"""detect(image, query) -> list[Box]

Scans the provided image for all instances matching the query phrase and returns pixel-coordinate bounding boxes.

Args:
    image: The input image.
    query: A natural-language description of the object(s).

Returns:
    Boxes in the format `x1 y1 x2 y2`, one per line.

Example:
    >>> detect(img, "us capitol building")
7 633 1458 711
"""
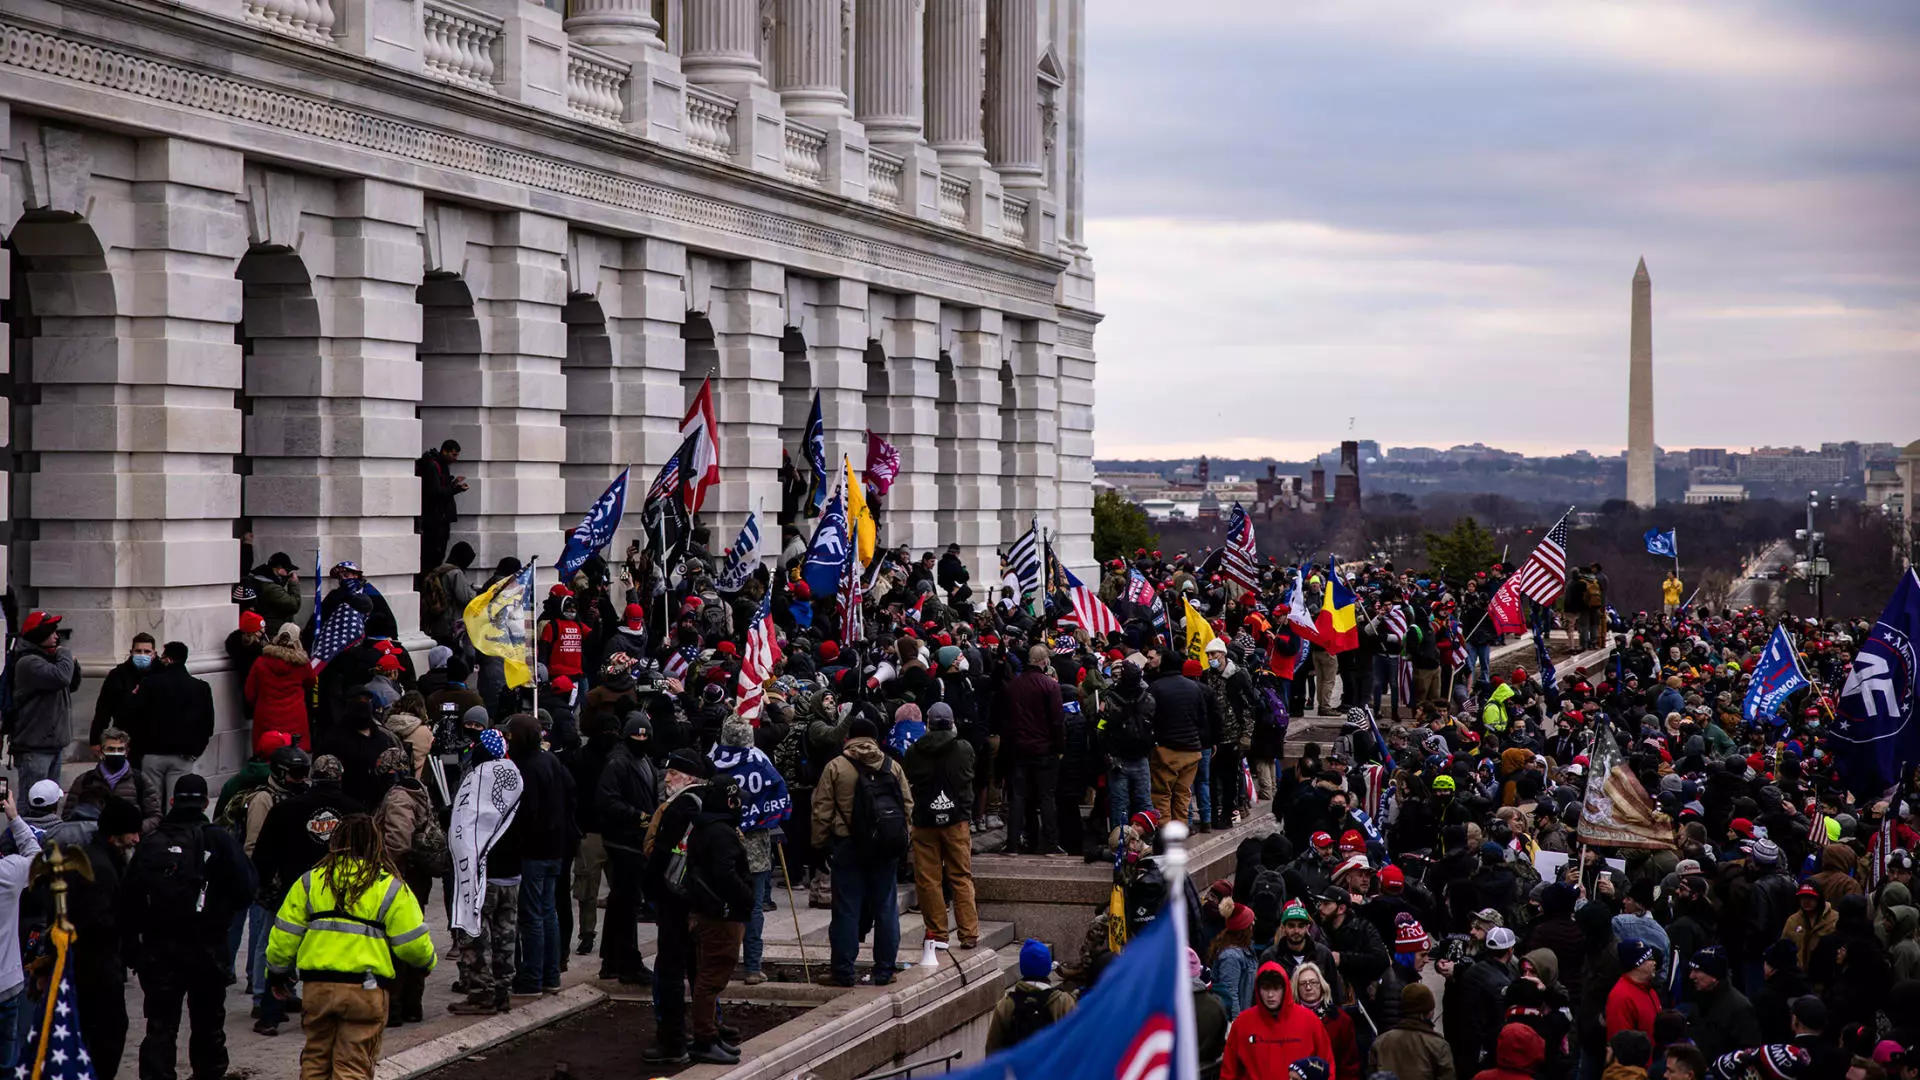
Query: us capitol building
0 0 1097 759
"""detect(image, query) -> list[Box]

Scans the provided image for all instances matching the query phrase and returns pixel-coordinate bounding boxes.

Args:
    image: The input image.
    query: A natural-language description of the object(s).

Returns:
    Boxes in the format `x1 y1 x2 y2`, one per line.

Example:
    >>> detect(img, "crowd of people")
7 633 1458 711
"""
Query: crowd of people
0 475 1909 1080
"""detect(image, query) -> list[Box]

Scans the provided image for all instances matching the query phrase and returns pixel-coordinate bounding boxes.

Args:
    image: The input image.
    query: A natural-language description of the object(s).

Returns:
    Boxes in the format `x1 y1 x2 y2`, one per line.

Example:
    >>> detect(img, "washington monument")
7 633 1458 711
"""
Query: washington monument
1627 257 1656 508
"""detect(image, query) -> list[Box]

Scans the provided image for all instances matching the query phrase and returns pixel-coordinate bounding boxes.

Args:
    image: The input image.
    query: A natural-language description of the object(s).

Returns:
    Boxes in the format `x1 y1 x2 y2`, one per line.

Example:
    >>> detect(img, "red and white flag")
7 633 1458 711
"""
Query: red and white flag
865 431 900 496
1062 566 1122 637
735 594 781 723
1488 574 1527 634
679 376 721 513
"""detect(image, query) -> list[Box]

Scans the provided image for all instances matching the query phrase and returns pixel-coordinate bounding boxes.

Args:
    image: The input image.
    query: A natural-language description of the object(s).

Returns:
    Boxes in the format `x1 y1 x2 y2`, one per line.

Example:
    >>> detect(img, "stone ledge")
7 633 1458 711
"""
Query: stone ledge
372 983 606 1080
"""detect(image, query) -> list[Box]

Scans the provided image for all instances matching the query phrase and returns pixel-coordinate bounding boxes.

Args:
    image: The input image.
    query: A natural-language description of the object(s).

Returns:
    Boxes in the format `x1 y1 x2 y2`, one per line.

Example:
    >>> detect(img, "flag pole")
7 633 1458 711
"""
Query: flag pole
527 554 540 722
1161 821 1202 1080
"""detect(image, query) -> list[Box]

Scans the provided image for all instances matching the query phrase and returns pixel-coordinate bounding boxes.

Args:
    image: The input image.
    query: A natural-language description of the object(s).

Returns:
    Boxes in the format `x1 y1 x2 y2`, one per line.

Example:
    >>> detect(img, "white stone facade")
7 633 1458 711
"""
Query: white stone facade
0 0 1098 770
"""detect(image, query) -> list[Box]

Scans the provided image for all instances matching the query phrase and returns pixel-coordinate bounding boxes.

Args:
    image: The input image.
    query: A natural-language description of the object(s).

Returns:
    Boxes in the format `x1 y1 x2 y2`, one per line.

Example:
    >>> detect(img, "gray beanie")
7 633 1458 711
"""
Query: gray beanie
720 715 754 748
927 702 956 729
427 645 453 671
462 705 491 728
622 712 653 739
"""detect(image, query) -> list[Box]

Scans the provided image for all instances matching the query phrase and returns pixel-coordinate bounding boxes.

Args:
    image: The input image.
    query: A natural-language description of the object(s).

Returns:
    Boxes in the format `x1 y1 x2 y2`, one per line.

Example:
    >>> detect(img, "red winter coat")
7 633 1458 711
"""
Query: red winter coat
1472 1022 1546 1080
1222 962 1335 1080
245 644 315 754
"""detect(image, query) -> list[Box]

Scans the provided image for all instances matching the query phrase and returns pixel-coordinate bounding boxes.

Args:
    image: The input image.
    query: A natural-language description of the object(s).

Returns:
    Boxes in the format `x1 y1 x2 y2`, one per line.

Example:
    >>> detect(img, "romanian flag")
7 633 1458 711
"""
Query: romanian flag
1183 597 1216 661
1315 558 1359 653
843 454 876 565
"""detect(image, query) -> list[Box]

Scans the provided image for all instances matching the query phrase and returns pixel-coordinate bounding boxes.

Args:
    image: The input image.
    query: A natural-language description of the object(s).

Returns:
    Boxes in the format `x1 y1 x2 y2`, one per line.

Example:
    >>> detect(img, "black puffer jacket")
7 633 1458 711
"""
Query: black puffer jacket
596 739 660 853
685 785 754 922
903 728 974 828
1148 672 1211 752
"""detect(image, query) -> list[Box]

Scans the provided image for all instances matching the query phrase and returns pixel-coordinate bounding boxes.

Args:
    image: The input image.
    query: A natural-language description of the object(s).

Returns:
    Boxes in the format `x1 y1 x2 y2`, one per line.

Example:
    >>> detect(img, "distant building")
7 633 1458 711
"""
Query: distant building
1684 483 1747 505
1197 490 1222 521
1739 448 1848 486
1389 446 1442 463
1333 440 1361 510
1688 448 1728 469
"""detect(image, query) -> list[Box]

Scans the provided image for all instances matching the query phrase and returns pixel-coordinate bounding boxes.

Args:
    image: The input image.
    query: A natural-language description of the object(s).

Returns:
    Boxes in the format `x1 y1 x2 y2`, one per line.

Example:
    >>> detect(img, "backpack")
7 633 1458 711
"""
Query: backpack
848 760 909 864
1124 860 1168 936
1584 578 1604 608
1248 867 1289 925
1103 692 1153 758
1005 986 1060 1045
409 788 452 876
662 822 695 898
214 778 269 833
135 821 209 921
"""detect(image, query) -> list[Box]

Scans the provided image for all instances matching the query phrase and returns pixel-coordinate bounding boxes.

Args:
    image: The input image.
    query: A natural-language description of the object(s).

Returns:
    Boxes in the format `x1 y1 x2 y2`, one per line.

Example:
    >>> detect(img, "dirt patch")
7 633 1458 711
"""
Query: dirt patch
424 1000 808 1079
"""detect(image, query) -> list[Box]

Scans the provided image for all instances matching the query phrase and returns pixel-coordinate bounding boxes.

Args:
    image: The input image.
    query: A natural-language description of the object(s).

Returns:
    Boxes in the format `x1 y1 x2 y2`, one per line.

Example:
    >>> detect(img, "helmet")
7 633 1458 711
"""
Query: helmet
269 744 311 785
1431 774 1457 794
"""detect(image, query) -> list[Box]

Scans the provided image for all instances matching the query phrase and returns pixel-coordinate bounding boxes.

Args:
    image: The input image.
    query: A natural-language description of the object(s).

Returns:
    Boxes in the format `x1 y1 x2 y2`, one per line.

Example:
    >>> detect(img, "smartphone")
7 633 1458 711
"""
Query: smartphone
0 779 11 803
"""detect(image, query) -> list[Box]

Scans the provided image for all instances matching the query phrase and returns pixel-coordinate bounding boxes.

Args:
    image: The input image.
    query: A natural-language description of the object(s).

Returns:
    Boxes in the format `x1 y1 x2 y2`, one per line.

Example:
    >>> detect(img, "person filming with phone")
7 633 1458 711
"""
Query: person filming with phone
5 609 81 792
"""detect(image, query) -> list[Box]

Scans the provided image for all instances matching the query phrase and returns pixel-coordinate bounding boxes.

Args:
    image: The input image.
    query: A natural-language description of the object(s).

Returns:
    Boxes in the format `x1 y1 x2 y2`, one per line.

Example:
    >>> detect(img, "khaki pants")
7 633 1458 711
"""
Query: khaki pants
1149 747 1201 826
911 821 980 944
299 982 387 1080
1313 649 1339 712
572 832 608 937
1254 759 1277 802
1413 666 1440 707
690 913 745 1042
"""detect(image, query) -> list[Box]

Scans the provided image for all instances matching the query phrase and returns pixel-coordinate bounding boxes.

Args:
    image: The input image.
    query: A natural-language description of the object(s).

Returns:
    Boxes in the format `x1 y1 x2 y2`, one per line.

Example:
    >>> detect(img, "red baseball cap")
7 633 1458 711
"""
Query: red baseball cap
1311 831 1334 850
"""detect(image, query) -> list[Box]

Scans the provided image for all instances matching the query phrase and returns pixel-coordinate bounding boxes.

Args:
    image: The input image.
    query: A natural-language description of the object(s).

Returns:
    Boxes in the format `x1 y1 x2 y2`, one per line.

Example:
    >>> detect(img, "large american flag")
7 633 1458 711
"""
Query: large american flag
1219 503 1259 594
837 542 863 650
23 963 91 1080
1383 603 1414 707
311 597 366 673
735 594 781 723
662 643 699 682
1062 565 1122 637
1511 514 1572 606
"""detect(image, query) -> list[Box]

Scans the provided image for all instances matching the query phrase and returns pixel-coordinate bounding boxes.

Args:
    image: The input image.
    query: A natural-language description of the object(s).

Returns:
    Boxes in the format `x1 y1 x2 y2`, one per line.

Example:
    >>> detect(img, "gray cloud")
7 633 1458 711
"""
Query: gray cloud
1084 2 1920 457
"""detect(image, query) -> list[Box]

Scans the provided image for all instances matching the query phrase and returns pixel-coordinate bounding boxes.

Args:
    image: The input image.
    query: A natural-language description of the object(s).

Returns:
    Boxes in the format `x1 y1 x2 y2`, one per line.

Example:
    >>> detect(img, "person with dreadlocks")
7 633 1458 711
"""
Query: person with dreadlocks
266 812 436 1080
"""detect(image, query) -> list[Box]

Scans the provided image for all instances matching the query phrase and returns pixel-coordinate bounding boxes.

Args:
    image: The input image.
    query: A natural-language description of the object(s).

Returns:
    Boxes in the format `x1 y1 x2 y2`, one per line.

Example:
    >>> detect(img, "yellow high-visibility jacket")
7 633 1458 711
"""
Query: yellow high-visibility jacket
267 863 437 986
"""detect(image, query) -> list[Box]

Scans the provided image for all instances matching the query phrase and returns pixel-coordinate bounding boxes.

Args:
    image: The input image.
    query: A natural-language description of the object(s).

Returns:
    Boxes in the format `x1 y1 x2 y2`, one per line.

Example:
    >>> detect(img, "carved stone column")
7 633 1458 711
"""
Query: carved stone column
564 0 664 48
985 0 1043 191
682 0 765 85
923 0 985 168
773 0 847 116
856 0 921 142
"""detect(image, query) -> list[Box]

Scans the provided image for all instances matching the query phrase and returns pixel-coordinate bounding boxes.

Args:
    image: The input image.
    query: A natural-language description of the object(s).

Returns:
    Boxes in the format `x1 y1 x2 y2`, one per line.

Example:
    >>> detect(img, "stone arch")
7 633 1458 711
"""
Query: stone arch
560 291 618 512
862 338 891 432
415 271 482 568
235 244 325 579
1 210 120 610
777 320 811 452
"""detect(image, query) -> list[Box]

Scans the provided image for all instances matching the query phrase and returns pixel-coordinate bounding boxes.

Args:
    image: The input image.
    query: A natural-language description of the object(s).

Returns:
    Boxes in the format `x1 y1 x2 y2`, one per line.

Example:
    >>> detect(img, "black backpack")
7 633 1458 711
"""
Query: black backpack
849 760 909 864
136 821 209 920
1103 691 1153 758
1006 986 1059 1046
1249 867 1289 925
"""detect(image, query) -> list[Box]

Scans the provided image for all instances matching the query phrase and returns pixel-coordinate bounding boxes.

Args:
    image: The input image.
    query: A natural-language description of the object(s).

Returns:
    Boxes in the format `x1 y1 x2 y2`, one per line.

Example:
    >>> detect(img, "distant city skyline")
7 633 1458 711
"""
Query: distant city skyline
1094 438 1902 463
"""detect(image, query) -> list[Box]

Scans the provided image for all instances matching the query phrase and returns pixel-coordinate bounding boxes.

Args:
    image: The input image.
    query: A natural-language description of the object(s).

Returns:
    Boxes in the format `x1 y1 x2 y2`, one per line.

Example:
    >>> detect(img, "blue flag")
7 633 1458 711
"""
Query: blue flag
1743 623 1810 726
801 489 850 600
1644 528 1678 559
1830 569 1920 796
941 897 1198 1080
804 391 828 512
558 466 629 577
707 744 791 831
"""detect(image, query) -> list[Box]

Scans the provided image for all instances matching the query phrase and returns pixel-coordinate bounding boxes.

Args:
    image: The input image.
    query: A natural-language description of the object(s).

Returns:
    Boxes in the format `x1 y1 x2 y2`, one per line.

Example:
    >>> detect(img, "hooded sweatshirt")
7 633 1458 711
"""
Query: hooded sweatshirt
1782 892 1838 972
1809 843 1863 906
810 736 914 849
1472 1022 1545 1080
1482 683 1516 733
1221 962 1335 1080
1887 905 1920 984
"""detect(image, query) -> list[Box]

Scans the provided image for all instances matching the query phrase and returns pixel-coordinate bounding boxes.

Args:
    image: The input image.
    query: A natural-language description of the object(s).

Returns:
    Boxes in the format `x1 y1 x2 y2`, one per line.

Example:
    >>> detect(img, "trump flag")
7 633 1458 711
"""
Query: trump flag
1742 623 1809 726
1830 569 1920 797
1644 528 1678 559
557 467 629 577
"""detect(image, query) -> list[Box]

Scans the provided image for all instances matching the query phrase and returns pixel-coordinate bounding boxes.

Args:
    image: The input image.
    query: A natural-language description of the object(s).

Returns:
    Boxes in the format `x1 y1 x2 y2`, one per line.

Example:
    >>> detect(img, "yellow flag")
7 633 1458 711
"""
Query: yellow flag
844 455 876 565
463 565 534 688
1183 597 1216 661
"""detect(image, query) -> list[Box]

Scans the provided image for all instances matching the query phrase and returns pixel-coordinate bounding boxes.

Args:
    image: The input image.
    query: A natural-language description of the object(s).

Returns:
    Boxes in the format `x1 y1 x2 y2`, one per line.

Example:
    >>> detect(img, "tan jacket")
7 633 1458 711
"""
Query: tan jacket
383 712 435 780
376 782 430 861
1367 1017 1456 1080
810 737 913 849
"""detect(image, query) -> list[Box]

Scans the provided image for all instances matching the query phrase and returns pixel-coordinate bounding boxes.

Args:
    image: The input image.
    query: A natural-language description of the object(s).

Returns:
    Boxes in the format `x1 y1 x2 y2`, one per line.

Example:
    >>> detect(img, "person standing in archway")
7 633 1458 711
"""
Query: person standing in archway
417 439 467 577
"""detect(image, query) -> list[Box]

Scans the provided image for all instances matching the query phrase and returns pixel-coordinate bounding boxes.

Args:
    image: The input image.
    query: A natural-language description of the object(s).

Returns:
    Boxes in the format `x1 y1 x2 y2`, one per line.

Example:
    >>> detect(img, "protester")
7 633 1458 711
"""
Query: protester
985 940 1074 1052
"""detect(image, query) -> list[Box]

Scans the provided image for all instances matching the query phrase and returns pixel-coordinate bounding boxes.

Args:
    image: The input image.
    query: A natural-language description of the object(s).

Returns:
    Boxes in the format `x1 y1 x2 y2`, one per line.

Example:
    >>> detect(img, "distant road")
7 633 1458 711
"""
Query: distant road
1727 538 1796 610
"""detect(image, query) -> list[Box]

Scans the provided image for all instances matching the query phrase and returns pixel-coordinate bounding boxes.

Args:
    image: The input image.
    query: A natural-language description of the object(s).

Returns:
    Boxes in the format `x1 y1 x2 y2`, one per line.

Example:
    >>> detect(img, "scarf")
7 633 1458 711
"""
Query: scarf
99 759 132 788
448 756 521 935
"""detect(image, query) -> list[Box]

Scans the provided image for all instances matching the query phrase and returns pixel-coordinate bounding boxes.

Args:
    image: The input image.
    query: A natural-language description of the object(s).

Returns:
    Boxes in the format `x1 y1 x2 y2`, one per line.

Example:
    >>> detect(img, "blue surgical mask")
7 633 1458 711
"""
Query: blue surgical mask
130 654 152 670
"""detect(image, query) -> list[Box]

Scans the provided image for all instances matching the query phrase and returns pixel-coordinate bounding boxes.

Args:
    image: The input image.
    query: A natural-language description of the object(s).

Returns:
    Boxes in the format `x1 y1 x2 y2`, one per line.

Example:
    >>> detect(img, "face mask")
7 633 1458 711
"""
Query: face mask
102 753 128 768
130 654 152 670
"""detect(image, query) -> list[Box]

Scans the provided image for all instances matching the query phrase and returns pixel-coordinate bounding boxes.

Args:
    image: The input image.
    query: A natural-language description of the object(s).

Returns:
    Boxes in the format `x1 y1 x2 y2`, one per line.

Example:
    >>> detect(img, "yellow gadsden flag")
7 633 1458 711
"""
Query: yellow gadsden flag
844 454 876 565
463 564 535 688
1183 597 1216 662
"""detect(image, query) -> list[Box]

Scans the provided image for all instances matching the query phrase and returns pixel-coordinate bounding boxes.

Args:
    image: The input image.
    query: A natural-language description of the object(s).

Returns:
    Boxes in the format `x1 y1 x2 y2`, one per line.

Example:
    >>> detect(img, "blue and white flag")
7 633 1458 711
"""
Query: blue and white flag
940 895 1199 1080
1830 569 1920 796
1743 623 1809 726
802 489 850 600
708 743 792 832
804 391 828 512
715 511 765 593
1644 528 1678 559
558 466 630 577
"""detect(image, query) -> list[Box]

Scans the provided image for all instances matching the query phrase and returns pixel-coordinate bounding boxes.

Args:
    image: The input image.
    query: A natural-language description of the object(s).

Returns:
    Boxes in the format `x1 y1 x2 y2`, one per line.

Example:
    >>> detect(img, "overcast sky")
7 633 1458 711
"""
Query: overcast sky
1083 1 1920 460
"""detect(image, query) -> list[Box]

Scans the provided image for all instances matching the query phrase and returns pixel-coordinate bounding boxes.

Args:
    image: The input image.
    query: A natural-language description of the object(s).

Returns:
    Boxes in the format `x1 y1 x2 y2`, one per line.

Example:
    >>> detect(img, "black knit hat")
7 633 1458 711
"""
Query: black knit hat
99 795 143 838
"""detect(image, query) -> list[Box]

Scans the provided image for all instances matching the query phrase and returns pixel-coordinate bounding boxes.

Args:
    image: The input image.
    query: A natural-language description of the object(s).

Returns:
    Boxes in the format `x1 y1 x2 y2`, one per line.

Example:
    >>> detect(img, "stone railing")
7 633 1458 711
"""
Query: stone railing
938 174 969 227
566 46 627 128
243 0 335 43
867 148 903 210
684 85 736 162
1001 195 1028 244
783 120 826 188
421 0 500 91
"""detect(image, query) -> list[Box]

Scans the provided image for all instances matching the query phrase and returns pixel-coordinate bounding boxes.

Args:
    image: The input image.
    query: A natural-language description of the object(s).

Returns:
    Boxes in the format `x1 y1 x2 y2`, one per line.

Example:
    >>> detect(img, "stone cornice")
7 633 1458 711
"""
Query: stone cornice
0 2 1070 308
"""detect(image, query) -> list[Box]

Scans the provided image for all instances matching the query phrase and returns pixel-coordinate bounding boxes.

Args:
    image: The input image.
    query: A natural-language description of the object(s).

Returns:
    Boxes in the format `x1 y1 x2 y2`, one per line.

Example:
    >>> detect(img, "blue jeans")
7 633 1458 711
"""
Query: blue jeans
743 869 774 974
12 749 60 793
828 840 899 985
1109 758 1152 831
1470 643 1491 684
245 903 270 1000
0 988 23 1072
516 858 563 991
1190 748 1213 826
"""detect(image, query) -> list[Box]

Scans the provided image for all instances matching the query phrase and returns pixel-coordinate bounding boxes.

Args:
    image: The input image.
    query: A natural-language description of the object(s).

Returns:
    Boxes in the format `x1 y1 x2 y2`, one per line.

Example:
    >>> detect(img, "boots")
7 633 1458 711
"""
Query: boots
448 990 497 1016
689 1039 741 1065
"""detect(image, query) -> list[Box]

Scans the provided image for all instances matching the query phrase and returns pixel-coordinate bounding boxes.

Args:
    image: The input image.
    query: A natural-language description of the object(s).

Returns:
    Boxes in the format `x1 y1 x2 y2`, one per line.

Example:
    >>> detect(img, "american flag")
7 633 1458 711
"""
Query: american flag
837 541 863 650
23 961 91 1080
1382 603 1413 706
662 643 699 682
1219 503 1259 594
311 596 366 673
735 595 781 723
1124 568 1156 606
1062 565 1122 637
1511 513 1572 606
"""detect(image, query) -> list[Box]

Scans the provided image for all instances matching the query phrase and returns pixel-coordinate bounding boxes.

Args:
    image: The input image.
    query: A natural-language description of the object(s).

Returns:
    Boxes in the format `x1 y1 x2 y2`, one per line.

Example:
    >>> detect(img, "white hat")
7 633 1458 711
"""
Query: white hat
1204 638 1227 655
1486 927 1518 951
27 779 62 810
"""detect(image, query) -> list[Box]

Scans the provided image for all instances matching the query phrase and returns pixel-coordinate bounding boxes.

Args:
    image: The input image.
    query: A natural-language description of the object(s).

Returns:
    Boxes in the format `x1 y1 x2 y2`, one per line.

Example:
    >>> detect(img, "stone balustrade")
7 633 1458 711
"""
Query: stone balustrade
243 0 335 43
938 173 969 227
783 120 827 187
1001 195 1028 245
566 45 627 128
685 85 737 162
867 148 904 210
421 0 500 91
